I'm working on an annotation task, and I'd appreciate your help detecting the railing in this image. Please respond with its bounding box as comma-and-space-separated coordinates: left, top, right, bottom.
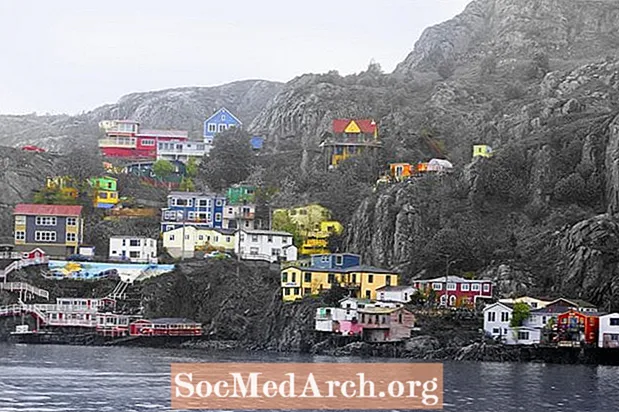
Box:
0, 256, 49, 280
34, 304, 98, 313
99, 139, 136, 148
46, 318, 98, 328
106, 280, 129, 300
0, 282, 49, 300
157, 146, 206, 156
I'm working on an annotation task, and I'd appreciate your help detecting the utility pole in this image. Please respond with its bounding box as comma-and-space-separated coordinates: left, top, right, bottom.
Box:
180, 205, 187, 261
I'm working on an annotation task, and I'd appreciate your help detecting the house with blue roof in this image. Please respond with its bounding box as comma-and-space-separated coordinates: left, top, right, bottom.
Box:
203, 107, 243, 146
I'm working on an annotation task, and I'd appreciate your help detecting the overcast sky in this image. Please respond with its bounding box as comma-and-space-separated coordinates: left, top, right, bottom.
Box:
0, 0, 470, 115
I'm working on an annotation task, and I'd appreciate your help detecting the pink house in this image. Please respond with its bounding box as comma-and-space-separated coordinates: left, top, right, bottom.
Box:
338, 320, 363, 336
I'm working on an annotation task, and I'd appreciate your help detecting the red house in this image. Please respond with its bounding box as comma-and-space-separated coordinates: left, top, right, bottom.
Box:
557, 309, 601, 346
129, 318, 202, 337
99, 120, 188, 159
412, 276, 494, 308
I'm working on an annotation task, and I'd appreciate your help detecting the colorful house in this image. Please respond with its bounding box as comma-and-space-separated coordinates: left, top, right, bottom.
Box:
376, 285, 416, 303
88, 177, 119, 209
163, 226, 236, 259
473, 145, 493, 158
357, 307, 416, 342
314, 307, 363, 336
281, 253, 399, 302
160, 191, 226, 232
13, 204, 84, 257
203, 107, 242, 146
320, 119, 381, 169
557, 309, 601, 346
128, 318, 202, 337
499, 296, 553, 310
389, 163, 414, 182
412, 276, 494, 308
273, 204, 343, 255
157, 140, 207, 163
236, 229, 298, 263
45, 177, 79, 199
250, 136, 265, 151
226, 184, 256, 205
223, 203, 256, 230
99, 120, 189, 159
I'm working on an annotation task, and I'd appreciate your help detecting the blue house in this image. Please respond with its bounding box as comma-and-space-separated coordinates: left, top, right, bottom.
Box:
161, 191, 226, 232
250, 136, 265, 151
203, 107, 243, 145
309, 253, 361, 270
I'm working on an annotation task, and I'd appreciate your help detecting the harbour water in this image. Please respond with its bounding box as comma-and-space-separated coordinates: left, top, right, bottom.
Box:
1, 343, 619, 411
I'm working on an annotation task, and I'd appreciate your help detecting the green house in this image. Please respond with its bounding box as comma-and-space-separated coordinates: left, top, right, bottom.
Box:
226, 184, 256, 205
88, 176, 117, 191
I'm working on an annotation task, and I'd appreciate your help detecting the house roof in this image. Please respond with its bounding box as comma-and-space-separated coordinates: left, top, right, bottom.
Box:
376, 285, 416, 292
332, 119, 377, 134
242, 229, 293, 237
339, 297, 373, 304
548, 298, 597, 309
205, 107, 243, 125
291, 265, 397, 275
416, 276, 490, 284
428, 158, 453, 168
168, 191, 222, 198
14, 204, 83, 217
110, 236, 156, 240
137, 129, 188, 138
148, 318, 201, 325
483, 302, 514, 312
357, 306, 403, 314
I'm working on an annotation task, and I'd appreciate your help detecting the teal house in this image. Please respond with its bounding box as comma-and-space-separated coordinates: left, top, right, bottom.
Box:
226, 184, 256, 205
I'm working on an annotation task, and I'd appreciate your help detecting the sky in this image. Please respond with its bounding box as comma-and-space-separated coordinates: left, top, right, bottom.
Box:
0, 0, 471, 115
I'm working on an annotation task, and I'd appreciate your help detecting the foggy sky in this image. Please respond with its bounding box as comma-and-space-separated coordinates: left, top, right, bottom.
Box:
0, 0, 471, 115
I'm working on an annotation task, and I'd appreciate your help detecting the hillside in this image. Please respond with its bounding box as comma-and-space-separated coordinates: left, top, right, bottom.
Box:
0, 80, 283, 152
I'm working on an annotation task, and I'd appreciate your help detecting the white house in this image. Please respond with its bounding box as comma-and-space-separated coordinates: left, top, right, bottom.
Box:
109, 236, 157, 263
599, 313, 619, 348
338, 297, 400, 320
223, 204, 256, 230
315, 307, 348, 332
163, 226, 236, 258
483, 302, 513, 342
235, 230, 298, 263
376, 285, 416, 303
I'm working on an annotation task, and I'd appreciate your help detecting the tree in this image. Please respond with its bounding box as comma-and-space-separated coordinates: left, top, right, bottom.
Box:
185, 157, 198, 178
152, 159, 176, 182
509, 302, 531, 328
201, 129, 255, 191
272, 212, 303, 247
179, 177, 195, 192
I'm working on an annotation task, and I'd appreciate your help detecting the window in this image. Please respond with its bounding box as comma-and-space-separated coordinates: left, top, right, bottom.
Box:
304, 288, 311, 295
487, 312, 496, 322
336, 255, 343, 265
169, 235, 175, 241
447, 283, 457, 291
141, 139, 155, 146
471, 284, 481, 291
531, 302, 538, 308
129, 239, 140, 247
398, 313, 403, 323
250, 235, 259, 242
483, 284, 490, 292
220, 114, 226, 121
501, 312, 509, 322
304, 272, 311, 283
461, 284, 470, 291
198, 235, 204, 241
66, 217, 77, 226
198, 199, 209, 207
99, 192, 108, 199
15, 215, 26, 225
249, 247, 259, 255
226, 237, 231, 242
214, 236, 219, 242
610, 318, 619, 326
281, 272, 288, 283
129, 251, 140, 258
218, 124, 226, 132
215, 213, 222, 222
517, 331, 530, 340
15, 231, 25, 241
35, 231, 56, 242
271, 249, 281, 257
267, 235, 273, 243
36, 216, 57, 226
208, 123, 217, 133
66, 233, 77, 243
351, 274, 357, 284
328, 273, 335, 284
216, 199, 223, 207
291, 272, 296, 283
284, 288, 291, 296
432, 283, 443, 291
492, 328, 499, 334
368, 274, 373, 283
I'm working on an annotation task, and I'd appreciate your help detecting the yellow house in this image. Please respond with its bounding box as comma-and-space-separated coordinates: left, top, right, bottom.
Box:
273, 204, 343, 255
281, 264, 399, 302
499, 296, 552, 309
163, 226, 236, 259
45, 176, 79, 199
473, 145, 493, 158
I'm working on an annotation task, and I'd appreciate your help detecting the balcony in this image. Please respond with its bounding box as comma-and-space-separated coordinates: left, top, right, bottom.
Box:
157, 143, 206, 157
99, 138, 136, 148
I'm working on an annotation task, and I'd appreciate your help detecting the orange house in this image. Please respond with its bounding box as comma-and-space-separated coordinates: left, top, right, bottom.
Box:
416, 163, 429, 173
557, 309, 600, 345
389, 163, 413, 181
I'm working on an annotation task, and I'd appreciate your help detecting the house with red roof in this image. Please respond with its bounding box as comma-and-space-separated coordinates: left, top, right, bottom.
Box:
13, 204, 84, 257
320, 119, 382, 168
98, 120, 189, 159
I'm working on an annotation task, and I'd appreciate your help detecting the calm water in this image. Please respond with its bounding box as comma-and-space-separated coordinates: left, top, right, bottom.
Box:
1, 343, 619, 411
